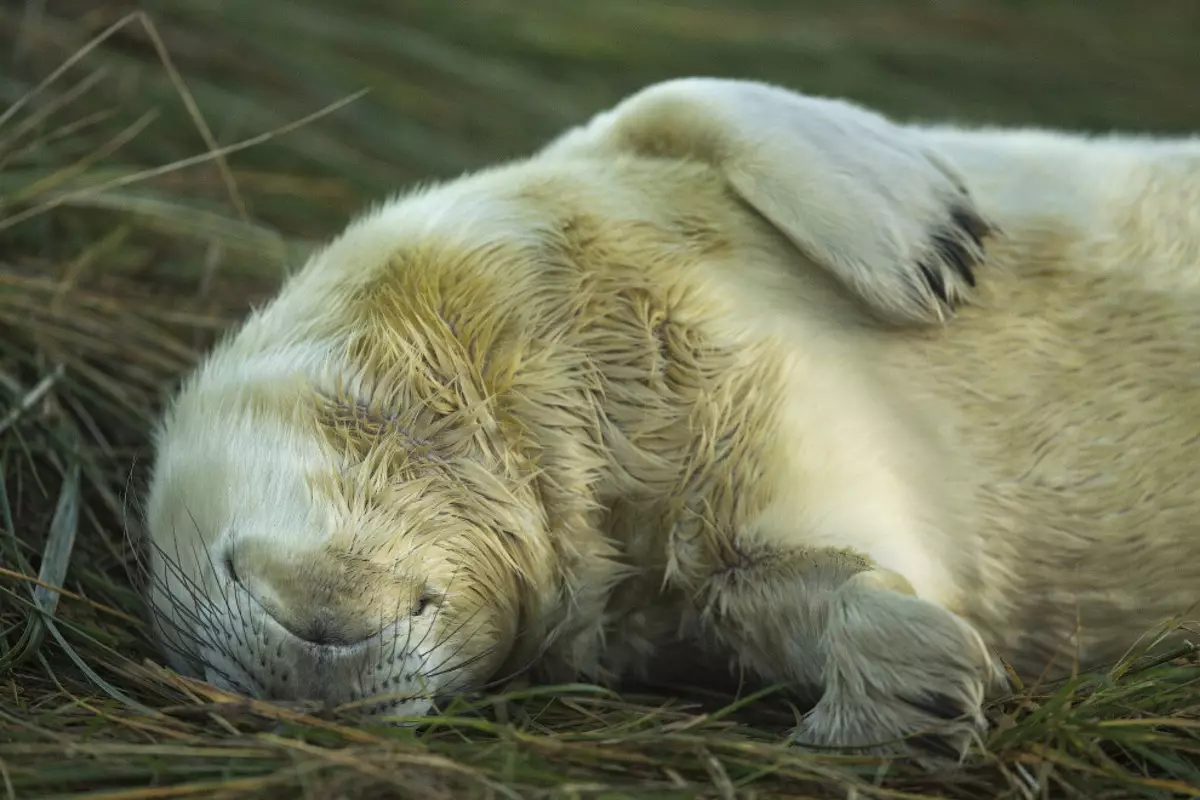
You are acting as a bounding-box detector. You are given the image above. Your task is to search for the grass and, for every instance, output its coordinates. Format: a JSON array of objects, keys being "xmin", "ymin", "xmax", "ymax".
[{"xmin": 2, "ymin": 1, "xmax": 1200, "ymax": 797}]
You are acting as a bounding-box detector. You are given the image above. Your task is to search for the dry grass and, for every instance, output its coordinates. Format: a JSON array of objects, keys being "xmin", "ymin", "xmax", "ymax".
[{"xmin": 2, "ymin": 2, "xmax": 1200, "ymax": 797}]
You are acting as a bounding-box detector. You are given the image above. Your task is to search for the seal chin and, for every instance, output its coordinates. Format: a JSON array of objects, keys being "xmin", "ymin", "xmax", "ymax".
[
  {"xmin": 199, "ymin": 659, "xmax": 439, "ymax": 719},
  {"xmin": 195, "ymin": 608, "xmax": 454, "ymax": 715}
]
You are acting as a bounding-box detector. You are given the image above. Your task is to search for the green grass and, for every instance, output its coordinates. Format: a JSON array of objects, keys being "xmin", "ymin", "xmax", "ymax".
[{"xmin": 2, "ymin": 2, "xmax": 1199, "ymax": 797}]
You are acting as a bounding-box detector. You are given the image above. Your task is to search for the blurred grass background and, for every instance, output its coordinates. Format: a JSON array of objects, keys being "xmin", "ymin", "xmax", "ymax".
[{"xmin": 1, "ymin": 1, "xmax": 1199, "ymax": 798}]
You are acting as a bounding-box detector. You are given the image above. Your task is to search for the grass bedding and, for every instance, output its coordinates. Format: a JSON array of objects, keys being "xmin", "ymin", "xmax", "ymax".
[{"xmin": 2, "ymin": 2, "xmax": 1199, "ymax": 797}]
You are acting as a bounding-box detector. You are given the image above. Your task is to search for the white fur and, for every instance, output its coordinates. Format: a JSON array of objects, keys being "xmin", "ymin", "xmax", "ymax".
[{"xmin": 145, "ymin": 77, "xmax": 1200, "ymax": 757}]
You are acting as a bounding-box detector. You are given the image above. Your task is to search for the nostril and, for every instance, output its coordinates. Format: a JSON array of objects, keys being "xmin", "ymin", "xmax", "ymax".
[
  {"xmin": 223, "ymin": 552, "xmax": 238, "ymax": 583},
  {"xmin": 413, "ymin": 591, "xmax": 444, "ymax": 617},
  {"xmin": 297, "ymin": 618, "xmax": 335, "ymax": 647}
]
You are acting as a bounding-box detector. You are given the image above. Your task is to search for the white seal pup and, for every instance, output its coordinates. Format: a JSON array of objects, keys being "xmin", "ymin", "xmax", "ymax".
[{"xmin": 143, "ymin": 77, "xmax": 1200, "ymax": 756}]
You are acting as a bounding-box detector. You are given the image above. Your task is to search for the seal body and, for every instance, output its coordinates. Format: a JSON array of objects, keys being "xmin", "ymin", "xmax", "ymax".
[{"xmin": 144, "ymin": 78, "xmax": 1200, "ymax": 754}]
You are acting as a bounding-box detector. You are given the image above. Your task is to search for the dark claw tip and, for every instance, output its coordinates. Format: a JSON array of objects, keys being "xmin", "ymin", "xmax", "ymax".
[
  {"xmin": 918, "ymin": 263, "xmax": 949, "ymax": 304},
  {"xmin": 932, "ymin": 231, "xmax": 977, "ymax": 287},
  {"xmin": 951, "ymin": 206, "xmax": 994, "ymax": 245}
]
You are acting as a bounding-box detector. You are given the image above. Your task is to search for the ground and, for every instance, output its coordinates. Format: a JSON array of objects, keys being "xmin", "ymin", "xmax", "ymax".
[{"xmin": 1, "ymin": 1, "xmax": 1199, "ymax": 798}]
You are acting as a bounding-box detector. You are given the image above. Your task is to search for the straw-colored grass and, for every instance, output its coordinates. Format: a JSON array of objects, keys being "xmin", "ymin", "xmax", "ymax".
[{"xmin": 2, "ymin": 2, "xmax": 1199, "ymax": 797}]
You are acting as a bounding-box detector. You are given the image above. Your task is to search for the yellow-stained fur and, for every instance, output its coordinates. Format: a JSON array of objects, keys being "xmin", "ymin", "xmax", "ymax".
[{"xmin": 144, "ymin": 78, "xmax": 1200, "ymax": 757}]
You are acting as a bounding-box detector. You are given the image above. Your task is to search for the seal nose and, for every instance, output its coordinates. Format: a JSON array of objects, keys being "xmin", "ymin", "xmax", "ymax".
[{"xmin": 225, "ymin": 540, "xmax": 423, "ymax": 648}]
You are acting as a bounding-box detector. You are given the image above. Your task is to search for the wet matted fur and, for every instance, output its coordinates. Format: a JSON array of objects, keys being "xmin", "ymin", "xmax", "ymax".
[{"xmin": 143, "ymin": 77, "xmax": 1200, "ymax": 758}]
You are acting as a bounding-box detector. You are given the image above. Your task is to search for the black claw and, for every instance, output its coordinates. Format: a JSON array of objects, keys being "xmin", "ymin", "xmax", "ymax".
[
  {"xmin": 901, "ymin": 691, "xmax": 969, "ymax": 721},
  {"xmin": 918, "ymin": 264, "xmax": 949, "ymax": 304},
  {"xmin": 933, "ymin": 231, "xmax": 976, "ymax": 287},
  {"xmin": 952, "ymin": 206, "xmax": 993, "ymax": 246}
]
